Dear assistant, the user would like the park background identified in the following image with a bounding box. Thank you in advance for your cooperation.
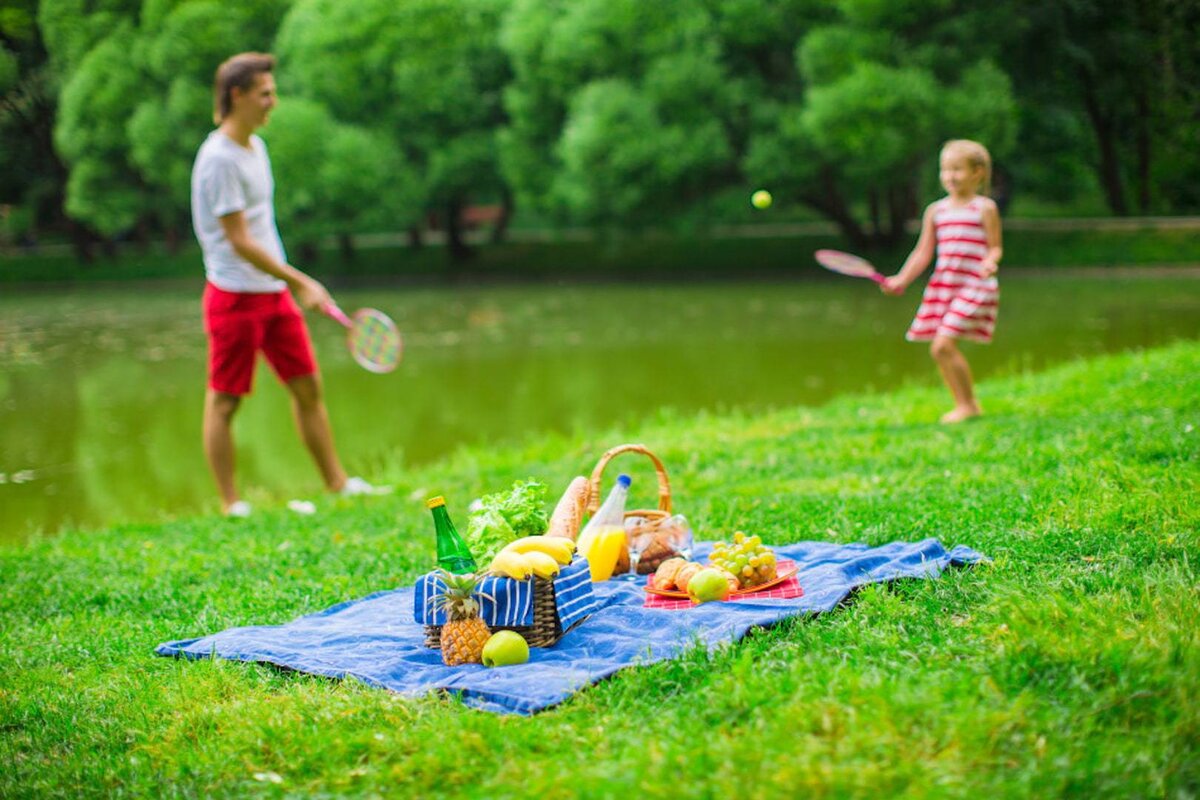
[0,2,1197,796]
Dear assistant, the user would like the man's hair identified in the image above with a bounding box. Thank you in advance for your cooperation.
[213,52,275,124]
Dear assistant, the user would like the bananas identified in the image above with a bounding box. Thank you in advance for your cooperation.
[488,550,533,580]
[486,536,577,580]
[503,536,576,565]
[521,551,561,579]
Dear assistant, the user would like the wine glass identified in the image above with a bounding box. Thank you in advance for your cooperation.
[627,529,657,576]
[666,515,694,561]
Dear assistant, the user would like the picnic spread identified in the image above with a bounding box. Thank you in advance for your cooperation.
[156,443,989,714]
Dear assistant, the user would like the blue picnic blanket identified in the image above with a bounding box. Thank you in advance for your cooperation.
[156,538,986,715]
[412,557,596,629]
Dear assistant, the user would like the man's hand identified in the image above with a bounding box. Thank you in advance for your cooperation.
[293,275,333,311]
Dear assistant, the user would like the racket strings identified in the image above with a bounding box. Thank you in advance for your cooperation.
[349,312,401,372]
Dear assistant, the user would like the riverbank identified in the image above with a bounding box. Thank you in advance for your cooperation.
[1,341,1196,796]
[3,221,1200,286]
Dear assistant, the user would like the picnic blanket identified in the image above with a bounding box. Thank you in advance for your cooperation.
[156,538,987,715]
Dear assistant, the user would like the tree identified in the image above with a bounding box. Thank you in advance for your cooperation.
[997,0,1200,215]
[276,0,512,261]
[1,0,78,250]
[262,97,422,260]
[500,0,1018,247]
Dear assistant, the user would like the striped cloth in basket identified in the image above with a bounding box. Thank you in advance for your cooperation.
[412,557,596,631]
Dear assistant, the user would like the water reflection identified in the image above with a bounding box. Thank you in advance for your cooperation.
[1,274,1197,540]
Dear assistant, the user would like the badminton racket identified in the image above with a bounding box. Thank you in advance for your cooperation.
[814,249,887,286]
[322,303,402,374]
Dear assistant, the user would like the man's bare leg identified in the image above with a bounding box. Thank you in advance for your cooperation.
[203,389,243,511]
[930,335,982,423]
[286,373,348,492]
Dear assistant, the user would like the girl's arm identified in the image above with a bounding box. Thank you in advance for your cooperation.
[882,203,937,294]
[979,199,1003,277]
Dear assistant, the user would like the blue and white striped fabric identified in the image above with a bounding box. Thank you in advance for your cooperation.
[412,558,596,630]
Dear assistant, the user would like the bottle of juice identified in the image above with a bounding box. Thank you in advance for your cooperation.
[585,526,628,582]
[577,474,631,582]
[427,496,478,574]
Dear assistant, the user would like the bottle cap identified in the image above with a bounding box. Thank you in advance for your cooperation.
[617,474,631,488]
[426,496,446,509]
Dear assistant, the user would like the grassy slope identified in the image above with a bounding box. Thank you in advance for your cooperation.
[1,342,1197,798]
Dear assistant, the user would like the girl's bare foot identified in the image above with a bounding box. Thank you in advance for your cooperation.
[940,405,982,424]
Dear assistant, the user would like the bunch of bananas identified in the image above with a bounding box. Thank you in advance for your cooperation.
[487,536,576,580]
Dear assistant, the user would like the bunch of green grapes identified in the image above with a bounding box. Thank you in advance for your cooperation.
[709,531,777,588]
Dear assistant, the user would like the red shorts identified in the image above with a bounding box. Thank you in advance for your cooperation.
[203,283,317,395]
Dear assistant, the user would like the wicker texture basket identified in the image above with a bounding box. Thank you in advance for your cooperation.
[423,575,580,649]
[584,443,688,575]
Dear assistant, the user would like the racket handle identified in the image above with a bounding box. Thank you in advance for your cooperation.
[868,272,887,286]
[323,302,353,328]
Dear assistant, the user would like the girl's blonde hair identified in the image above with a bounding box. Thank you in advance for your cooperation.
[941,139,992,196]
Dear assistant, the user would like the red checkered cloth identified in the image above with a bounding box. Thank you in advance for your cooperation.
[643,559,802,610]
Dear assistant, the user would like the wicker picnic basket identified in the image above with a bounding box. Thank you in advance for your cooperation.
[583,443,689,575]
[422,572,581,649]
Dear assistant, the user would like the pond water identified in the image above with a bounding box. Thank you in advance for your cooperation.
[1,273,1197,541]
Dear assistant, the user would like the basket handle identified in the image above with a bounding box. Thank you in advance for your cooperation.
[586,443,672,515]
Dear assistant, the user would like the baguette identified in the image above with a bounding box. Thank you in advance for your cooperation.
[546,476,588,540]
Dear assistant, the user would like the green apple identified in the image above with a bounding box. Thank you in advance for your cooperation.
[481,630,530,667]
[687,567,731,603]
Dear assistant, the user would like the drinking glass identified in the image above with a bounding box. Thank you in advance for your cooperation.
[666,515,694,561]
[627,530,657,575]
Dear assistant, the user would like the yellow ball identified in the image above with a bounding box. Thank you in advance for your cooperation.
[751,189,772,209]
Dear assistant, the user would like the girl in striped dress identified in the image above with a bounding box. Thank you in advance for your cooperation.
[882,140,1002,424]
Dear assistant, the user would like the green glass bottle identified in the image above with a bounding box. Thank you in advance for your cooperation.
[427,496,478,574]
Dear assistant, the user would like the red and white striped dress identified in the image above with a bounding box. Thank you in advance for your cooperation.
[906,199,999,343]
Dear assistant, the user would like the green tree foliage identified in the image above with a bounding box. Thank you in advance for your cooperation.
[997,0,1200,215]
[11,0,1200,259]
[51,1,291,238]
[263,98,421,253]
[501,0,1017,245]
[1,0,66,241]
[276,0,510,258]
[54,25,148,236]
[500,0,746,228]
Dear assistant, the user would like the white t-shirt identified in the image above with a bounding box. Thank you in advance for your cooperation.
[191,131,288,293]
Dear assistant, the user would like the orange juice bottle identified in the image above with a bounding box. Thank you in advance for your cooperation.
[577,474,631,582]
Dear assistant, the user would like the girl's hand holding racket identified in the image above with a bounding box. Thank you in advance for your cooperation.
[814,249,906,295]
[880,275,906,296]
[322,302,403,374]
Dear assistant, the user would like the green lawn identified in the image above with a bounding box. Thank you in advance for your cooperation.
[1,341,1197,798]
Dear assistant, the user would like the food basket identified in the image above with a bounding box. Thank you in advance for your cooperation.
[583,443,691,574]
[420,563,592,649]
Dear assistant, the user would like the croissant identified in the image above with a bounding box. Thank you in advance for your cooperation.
[673,562,704,592]
[652,557,688,589]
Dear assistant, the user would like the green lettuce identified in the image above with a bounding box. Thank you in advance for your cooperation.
[465,479,549,563]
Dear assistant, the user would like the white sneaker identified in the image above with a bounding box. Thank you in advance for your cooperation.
[340,476,392,497]
[287,499,317,515]
[226,500,252,518]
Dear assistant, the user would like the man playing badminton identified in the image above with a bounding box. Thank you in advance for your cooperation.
[191,52,380,517]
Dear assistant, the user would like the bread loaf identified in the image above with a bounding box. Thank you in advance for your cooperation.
[546,476,588,540]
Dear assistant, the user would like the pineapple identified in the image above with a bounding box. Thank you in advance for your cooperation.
[433,570,492,666]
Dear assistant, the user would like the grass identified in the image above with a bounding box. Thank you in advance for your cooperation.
[2,224,1199,285]
[1,341,1198,798]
